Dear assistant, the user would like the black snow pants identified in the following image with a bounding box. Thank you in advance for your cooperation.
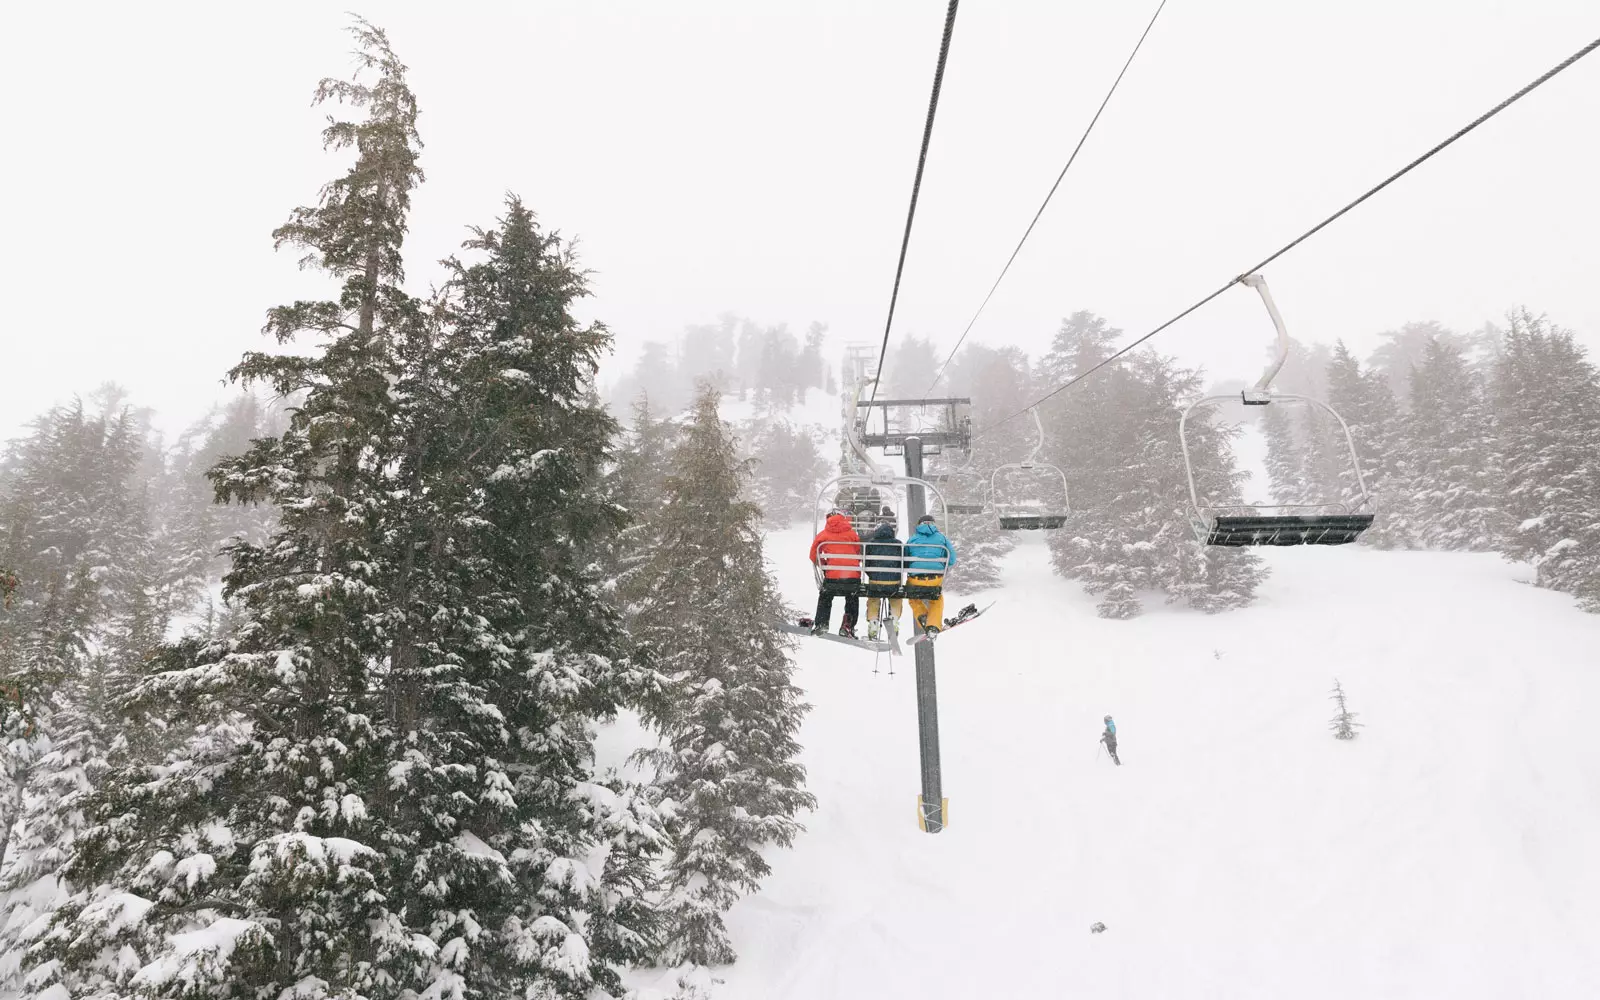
[814,581,859,632]
[1102,732,1121,765]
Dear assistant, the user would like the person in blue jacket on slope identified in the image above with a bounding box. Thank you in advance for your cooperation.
[1101,715,1121,765]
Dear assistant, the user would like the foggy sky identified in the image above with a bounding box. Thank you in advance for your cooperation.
[3,1,1597,442]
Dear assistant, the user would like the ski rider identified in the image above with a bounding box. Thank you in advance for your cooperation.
[1100,715,1121,765]
[809,508,862,638]
[904,513,956,637]
[863,506,904,642]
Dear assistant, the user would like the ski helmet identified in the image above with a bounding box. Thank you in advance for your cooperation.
[1104,715,1112,722]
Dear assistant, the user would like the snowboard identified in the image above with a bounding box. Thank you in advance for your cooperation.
[906,602,995,646]
[773,619,892,653]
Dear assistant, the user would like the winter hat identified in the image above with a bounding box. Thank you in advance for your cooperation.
[917,514,936,524]
[880,505,895,518]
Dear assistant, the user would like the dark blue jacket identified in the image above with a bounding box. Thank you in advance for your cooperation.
[904,523,956,574]
[864,523,904,583]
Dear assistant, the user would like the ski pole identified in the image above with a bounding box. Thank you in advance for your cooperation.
[1095,741,1103,761]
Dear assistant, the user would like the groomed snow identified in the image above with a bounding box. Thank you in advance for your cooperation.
[632,524,1600,999]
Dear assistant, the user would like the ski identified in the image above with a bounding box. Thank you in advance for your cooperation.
[906,602,995,646]
[773,620,892,652]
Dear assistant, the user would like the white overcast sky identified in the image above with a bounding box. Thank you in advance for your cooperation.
[3,1,1597,441]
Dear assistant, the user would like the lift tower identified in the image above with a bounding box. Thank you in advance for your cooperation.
[851,396,971,833]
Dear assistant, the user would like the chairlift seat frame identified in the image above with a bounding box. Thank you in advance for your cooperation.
[990,410,1072,531]
[1178,274,1375,548]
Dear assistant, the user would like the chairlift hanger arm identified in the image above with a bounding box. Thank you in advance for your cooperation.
[1241,274,1289,399]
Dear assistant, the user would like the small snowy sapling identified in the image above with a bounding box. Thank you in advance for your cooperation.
[1329,678,1363,740]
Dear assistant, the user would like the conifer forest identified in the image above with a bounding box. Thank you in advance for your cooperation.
[3,8,1599,999]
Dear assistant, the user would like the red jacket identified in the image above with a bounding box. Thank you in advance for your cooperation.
[809,513,862,579]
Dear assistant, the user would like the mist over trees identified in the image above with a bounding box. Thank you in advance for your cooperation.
[608,316,832,415]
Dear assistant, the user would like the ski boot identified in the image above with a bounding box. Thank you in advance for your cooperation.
[839,622,858,640]
[866,621,881,642]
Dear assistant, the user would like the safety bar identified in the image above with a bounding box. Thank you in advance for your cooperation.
[813,541,952,582]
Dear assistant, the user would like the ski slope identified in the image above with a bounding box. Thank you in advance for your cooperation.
[629,527,1600,999]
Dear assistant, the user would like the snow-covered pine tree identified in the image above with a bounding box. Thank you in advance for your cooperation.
[1493,310,1600,611]
[1259,402,1306,505]
[0,400,158,998]
[737,417,829,528]
[885,336,941,398]
[630,383,815,967]
[1038,312,1135,615]
[1329,679,1362,740]
[609,393,683,591]
[1320,340,1409,548]
[937,344,1031,591]
[1367,320,1469,406]
[1395,337,1505,550]
[1038,314,1264,617]
[1124,353,1264,614]
[41,23,667,998]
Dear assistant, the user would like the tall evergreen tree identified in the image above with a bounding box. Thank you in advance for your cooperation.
[1317,341,1409,548]
[1039,315,1264,617]
[39,23,666,998]
[1393,338,1505,549]
[1367,320,1469,405]
[737,418,828,527]
[1493,310,1600,610]
[1259,403,1305,505]
[631,385,814,967]
[0,401,158,999]
[938,344,1032,591]
[609,394,683,590]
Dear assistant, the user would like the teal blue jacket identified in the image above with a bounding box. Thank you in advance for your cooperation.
[904,523,956,574]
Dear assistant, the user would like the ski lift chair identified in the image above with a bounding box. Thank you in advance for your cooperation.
[990,409,1071,530]
[1178,274,1375,546]
[813,474,953,601]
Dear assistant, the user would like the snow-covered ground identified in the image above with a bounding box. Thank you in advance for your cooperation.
[628,524,1600,999]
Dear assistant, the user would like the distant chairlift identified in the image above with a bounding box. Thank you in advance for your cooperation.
[990,408,1070,530]
[937,457,989,518]
[1177,274,1376,546]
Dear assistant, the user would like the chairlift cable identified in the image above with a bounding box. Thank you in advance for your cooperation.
[925,0,1170,396]
[974,31,1600,440]
[868,0,961,407]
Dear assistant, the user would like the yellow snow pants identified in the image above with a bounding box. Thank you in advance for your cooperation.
[866,596,903,621]
[908,575,944,630]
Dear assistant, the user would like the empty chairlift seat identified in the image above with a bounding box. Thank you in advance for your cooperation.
[1178,273,1376,548]
[1202,511,1375,547]
[990,408,1072,531]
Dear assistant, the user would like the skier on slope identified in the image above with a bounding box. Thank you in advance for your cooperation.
[904,513,957,637]
[1100,715,1121,765]
[863,506,905,642]
[808,508,862,638]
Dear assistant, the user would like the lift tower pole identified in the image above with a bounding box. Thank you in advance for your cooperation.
[850,396,968,834]
[902,436,946,833]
